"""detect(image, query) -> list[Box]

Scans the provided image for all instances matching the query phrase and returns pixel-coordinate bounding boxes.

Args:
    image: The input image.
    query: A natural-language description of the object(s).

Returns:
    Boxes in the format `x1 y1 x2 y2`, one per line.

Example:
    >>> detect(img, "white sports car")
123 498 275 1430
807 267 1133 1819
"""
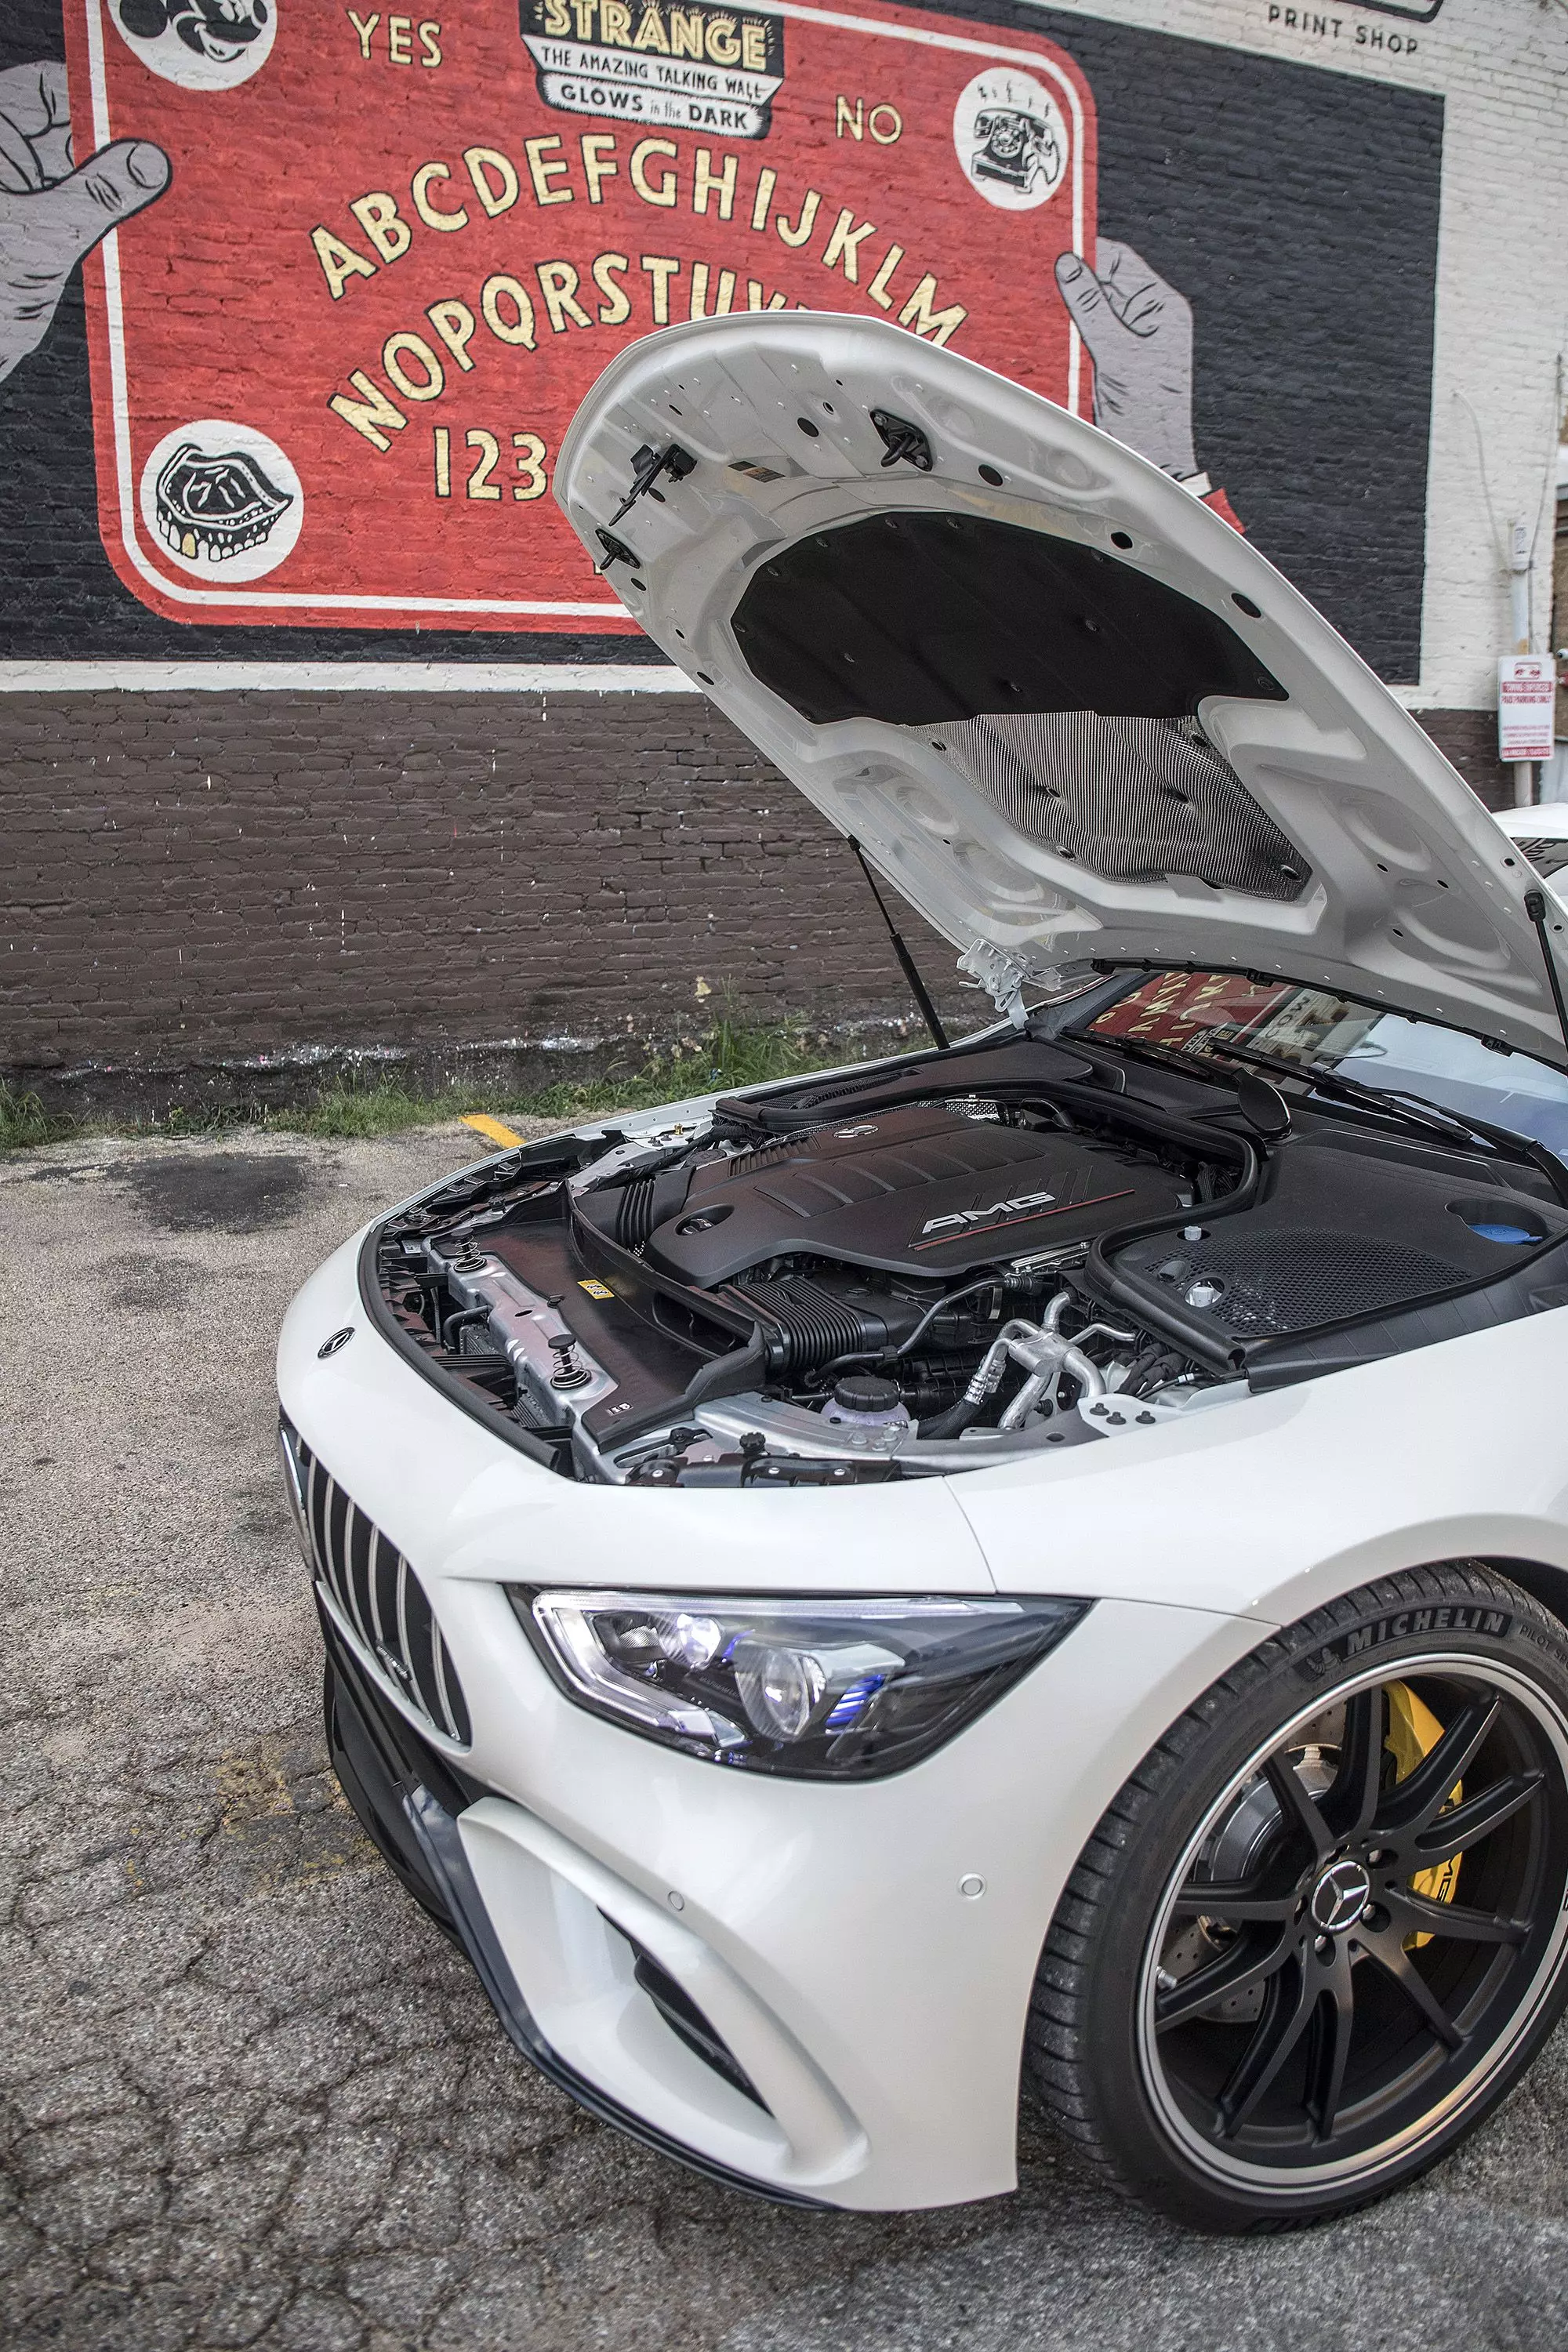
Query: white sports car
278 315 1568 2234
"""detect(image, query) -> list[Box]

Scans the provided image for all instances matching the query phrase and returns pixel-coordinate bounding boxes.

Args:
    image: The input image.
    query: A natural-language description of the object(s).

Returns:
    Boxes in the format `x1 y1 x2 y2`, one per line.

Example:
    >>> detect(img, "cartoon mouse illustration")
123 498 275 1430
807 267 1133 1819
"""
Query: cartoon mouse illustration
115 0 270 64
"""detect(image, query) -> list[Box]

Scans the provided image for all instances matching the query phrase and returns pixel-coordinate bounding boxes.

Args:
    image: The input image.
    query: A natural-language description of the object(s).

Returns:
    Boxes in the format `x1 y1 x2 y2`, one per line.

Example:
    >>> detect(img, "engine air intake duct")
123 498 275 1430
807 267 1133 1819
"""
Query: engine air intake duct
723 1273 902 1377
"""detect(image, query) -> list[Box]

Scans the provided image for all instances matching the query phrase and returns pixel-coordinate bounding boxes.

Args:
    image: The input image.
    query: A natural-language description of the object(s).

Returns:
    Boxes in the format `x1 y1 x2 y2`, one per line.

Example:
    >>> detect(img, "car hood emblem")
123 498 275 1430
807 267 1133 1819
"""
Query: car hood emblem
557 314 1560 1065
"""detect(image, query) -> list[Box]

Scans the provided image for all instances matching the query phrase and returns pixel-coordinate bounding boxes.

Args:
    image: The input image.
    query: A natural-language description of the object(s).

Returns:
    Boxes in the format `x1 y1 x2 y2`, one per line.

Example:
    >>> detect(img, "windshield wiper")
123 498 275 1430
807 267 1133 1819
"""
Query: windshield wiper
1209 1039 1568 1208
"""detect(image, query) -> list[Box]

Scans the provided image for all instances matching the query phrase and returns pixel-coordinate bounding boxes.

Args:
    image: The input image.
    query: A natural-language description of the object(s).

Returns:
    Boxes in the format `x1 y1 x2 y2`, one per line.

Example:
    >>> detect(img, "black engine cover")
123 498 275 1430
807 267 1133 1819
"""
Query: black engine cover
640 1102 1188 1283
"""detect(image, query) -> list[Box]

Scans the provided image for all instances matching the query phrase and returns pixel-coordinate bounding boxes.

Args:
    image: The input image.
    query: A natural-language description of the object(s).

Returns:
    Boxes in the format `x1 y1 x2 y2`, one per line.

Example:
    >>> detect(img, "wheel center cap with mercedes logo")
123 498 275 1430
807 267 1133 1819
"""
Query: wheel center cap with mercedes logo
1310 1858 1372 1934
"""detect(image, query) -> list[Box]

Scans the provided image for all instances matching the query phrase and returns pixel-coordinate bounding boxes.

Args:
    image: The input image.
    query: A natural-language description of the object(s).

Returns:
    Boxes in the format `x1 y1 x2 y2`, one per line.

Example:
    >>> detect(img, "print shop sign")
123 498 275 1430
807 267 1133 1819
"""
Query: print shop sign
64 0 1094 632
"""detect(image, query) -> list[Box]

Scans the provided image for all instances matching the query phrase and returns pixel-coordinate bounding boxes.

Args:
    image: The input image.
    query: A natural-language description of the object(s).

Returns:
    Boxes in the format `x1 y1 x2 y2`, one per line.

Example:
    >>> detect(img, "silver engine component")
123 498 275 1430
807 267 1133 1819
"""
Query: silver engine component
955 1292 1137 1431
430 1244 618 1427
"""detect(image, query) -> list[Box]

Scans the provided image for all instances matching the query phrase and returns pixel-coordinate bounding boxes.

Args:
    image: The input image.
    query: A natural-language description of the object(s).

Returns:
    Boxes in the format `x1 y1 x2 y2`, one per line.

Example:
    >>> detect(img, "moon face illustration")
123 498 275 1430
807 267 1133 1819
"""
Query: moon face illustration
140 420 303 580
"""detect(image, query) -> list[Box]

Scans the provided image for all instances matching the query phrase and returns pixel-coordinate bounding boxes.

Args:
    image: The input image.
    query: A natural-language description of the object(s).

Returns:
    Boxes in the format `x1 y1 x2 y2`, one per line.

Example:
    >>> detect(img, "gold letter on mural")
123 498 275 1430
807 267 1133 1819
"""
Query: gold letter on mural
311 225 378 299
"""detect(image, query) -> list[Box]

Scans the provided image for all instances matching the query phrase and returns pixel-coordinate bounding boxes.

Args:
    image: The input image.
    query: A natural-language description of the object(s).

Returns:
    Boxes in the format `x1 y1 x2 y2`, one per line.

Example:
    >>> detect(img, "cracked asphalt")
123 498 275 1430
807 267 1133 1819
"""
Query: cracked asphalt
5 1127 1568 2352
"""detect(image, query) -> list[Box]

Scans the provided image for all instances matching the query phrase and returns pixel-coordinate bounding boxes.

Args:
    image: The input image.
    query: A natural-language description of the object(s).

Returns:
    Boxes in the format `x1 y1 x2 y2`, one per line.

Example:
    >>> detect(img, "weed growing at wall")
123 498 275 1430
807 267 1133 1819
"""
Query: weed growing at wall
0 1084 72 1151
281 1018 855 1138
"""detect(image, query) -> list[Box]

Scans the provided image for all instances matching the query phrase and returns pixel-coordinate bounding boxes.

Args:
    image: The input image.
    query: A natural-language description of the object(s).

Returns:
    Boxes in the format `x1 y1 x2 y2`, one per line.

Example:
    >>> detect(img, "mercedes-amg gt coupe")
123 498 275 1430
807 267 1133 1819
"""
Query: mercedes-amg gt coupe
278 314 1568 2231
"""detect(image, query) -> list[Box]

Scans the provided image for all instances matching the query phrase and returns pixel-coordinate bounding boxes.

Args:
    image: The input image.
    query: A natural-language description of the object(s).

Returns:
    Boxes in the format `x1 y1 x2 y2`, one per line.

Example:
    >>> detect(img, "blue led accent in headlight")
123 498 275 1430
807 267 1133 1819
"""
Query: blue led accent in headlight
826 1673 887 1730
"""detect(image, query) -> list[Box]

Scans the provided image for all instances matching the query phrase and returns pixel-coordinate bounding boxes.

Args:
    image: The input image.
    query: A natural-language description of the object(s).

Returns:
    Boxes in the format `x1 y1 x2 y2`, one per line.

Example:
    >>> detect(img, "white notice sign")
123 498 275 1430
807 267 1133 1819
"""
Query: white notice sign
1499 655 1558 761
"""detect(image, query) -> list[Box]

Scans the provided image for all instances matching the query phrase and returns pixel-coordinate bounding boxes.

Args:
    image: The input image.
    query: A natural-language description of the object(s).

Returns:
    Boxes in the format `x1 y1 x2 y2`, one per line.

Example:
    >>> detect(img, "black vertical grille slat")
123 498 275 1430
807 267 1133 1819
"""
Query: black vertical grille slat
347 1504 377 1644
399 1573 448 1737
437 1629 470 1745
372 1529 401 1657
288 1431 470 1750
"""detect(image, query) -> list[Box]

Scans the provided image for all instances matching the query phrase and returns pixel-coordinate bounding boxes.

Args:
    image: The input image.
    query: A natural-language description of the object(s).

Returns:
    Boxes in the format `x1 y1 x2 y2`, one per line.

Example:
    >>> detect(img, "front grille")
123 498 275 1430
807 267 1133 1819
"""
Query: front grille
286 1426 471 1748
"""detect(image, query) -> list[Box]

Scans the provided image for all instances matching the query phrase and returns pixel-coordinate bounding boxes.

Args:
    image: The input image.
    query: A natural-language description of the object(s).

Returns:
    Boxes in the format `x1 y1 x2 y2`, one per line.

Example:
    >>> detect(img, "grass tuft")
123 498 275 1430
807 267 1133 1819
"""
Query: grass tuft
0 1082 74 1151
283 1078 456 1141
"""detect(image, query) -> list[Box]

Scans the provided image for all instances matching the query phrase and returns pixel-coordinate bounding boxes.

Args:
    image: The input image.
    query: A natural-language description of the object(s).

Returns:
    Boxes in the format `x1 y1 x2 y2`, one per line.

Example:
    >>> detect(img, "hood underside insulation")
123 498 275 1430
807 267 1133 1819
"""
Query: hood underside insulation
728 511 1287 726
923 710 1312 902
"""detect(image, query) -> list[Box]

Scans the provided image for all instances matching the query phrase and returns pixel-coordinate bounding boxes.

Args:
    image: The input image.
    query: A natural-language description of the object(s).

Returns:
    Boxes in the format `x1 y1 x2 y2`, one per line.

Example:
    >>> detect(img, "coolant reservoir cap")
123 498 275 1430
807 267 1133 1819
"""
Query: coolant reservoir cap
832 1373 902 1414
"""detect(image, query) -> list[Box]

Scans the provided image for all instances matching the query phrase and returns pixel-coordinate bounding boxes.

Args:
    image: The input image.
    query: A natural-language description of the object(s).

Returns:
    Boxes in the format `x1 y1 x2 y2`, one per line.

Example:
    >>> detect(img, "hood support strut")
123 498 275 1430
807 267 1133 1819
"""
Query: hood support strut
1524 890 1568 1069
848 837 949 1051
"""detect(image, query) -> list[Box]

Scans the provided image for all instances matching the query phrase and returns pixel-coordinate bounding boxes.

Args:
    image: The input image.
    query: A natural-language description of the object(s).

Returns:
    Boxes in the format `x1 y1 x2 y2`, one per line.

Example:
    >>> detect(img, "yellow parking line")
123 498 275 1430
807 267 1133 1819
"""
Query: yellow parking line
461 1112 526 1148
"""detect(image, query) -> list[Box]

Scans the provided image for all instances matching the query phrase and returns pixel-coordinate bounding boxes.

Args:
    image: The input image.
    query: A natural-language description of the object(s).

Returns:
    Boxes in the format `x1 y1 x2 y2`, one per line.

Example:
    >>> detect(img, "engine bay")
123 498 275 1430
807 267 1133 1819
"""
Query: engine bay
362 1015 1568 1487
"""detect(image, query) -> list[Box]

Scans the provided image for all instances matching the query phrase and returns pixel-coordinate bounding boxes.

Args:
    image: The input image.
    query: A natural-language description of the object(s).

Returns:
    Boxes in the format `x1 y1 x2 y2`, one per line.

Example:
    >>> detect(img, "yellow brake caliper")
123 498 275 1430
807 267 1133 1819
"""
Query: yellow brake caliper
1385 1682 1461 1946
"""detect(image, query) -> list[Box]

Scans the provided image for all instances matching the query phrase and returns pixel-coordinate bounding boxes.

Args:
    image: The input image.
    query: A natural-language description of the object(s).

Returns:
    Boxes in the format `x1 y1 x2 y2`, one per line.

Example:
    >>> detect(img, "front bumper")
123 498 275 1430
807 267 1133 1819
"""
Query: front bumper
282 1227 1255 2210
320 1606 829 2207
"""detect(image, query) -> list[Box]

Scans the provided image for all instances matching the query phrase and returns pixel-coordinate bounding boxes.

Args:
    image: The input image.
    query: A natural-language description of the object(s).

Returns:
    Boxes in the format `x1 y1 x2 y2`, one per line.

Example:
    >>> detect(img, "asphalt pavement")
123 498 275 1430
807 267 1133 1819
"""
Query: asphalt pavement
4 1127 1568 2352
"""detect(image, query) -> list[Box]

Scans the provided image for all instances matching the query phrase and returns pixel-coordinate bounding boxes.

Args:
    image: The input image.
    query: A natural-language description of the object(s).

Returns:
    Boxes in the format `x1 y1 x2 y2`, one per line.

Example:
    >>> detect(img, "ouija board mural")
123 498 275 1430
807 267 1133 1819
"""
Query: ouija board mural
0 0 1443 672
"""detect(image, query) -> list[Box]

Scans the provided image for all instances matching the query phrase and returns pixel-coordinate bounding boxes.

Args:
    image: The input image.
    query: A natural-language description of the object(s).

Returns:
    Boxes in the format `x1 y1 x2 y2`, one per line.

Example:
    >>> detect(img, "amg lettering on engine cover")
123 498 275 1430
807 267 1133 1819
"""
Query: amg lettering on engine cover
920 1190 1056 1238
915 1185 1136 1250
615 1101 1180 1285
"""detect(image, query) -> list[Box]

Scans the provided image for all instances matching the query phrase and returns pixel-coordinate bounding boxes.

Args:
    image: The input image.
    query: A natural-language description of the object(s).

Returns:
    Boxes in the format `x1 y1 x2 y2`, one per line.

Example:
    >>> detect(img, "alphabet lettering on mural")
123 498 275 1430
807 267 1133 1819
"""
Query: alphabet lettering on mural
310 136 971 385
3 0 1445 668
590 249 633 319
58 5 1142 626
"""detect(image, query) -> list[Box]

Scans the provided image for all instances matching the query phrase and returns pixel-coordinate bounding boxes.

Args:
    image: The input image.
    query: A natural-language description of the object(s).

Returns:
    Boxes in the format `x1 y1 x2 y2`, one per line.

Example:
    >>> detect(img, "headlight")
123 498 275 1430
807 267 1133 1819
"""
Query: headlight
512 1589 1088 1779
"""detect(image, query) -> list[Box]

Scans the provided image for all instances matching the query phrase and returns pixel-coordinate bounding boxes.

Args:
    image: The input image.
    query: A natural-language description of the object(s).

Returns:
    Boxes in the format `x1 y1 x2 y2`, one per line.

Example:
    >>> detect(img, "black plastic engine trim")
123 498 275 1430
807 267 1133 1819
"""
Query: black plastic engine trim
1093 1141 1568 1380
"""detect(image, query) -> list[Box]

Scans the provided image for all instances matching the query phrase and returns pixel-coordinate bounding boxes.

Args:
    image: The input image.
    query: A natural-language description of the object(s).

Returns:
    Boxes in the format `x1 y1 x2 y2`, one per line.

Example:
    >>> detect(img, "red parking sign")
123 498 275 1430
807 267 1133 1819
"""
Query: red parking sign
66 0 1096 632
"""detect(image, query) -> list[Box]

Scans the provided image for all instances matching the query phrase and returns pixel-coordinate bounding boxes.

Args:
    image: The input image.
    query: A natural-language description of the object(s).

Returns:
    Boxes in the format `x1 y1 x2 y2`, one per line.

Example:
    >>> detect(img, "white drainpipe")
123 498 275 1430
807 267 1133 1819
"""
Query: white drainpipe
1510 517 1536 808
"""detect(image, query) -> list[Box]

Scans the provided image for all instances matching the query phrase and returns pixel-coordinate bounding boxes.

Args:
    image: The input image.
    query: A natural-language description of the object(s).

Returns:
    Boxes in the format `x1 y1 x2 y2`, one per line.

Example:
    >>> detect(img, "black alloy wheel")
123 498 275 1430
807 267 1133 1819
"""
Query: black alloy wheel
1028 1564 1568 2230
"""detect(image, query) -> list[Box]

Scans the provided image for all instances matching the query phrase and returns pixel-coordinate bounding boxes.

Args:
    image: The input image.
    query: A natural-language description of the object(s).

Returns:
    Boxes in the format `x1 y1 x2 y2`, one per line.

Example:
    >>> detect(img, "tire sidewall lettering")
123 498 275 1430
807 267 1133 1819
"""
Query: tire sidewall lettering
1302 1602 1519 1681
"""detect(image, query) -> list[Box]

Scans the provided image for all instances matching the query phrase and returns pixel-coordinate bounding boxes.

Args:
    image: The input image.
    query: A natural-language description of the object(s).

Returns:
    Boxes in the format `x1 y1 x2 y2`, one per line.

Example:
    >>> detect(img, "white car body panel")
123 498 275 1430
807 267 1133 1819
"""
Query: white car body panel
956 1303 1568 1621
283 1238 1258 2208
279 1181 1568 2207
556 313 1565 1065
1498 804 1568 911
281 1232 996 1605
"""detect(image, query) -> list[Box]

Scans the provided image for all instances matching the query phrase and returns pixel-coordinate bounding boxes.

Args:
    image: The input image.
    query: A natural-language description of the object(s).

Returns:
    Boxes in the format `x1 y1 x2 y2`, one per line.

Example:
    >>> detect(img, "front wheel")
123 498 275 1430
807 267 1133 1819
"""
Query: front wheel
1028 1563 1568 2230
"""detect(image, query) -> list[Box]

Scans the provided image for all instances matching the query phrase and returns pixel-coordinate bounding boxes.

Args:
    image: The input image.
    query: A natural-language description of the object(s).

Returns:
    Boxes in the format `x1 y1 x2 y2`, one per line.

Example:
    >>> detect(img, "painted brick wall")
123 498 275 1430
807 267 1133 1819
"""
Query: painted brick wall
1 689 1503 1091
2 0 1563 1098
2 688 969 1087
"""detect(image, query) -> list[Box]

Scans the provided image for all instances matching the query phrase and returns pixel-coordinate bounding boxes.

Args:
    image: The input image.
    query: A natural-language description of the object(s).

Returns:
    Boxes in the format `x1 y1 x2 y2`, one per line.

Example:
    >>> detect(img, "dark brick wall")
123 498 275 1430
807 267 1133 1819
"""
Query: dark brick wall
1417 708 1516 813
2 689 965 1090
2 690 1515 1101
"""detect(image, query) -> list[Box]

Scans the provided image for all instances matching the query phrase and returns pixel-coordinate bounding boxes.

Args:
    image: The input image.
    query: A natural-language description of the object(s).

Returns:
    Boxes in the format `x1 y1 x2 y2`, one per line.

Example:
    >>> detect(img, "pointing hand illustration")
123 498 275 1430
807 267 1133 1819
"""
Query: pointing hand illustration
0 61 169 386
1054 238 1199 482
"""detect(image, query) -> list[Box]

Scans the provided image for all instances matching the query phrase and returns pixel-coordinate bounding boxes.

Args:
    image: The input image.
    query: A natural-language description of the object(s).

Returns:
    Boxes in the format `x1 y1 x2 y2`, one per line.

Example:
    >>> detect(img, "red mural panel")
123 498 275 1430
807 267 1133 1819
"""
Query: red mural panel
64 0 1096 632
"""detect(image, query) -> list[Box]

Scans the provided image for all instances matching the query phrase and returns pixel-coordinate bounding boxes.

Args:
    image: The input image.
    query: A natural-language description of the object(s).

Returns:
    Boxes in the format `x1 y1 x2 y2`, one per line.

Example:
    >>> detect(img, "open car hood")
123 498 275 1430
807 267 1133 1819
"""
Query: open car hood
556 314 1563 1063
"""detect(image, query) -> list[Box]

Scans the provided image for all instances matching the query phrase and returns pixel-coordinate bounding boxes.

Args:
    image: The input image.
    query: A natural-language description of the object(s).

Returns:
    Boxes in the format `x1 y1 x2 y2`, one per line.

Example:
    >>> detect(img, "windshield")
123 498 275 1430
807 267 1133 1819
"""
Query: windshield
1080 970 1568 1154
1510 836 1568 880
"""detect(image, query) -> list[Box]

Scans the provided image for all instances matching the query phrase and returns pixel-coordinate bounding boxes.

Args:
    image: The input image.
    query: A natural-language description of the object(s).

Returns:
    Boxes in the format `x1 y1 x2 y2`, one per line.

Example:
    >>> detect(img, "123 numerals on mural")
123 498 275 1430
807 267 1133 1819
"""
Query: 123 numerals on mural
433 428 549 502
